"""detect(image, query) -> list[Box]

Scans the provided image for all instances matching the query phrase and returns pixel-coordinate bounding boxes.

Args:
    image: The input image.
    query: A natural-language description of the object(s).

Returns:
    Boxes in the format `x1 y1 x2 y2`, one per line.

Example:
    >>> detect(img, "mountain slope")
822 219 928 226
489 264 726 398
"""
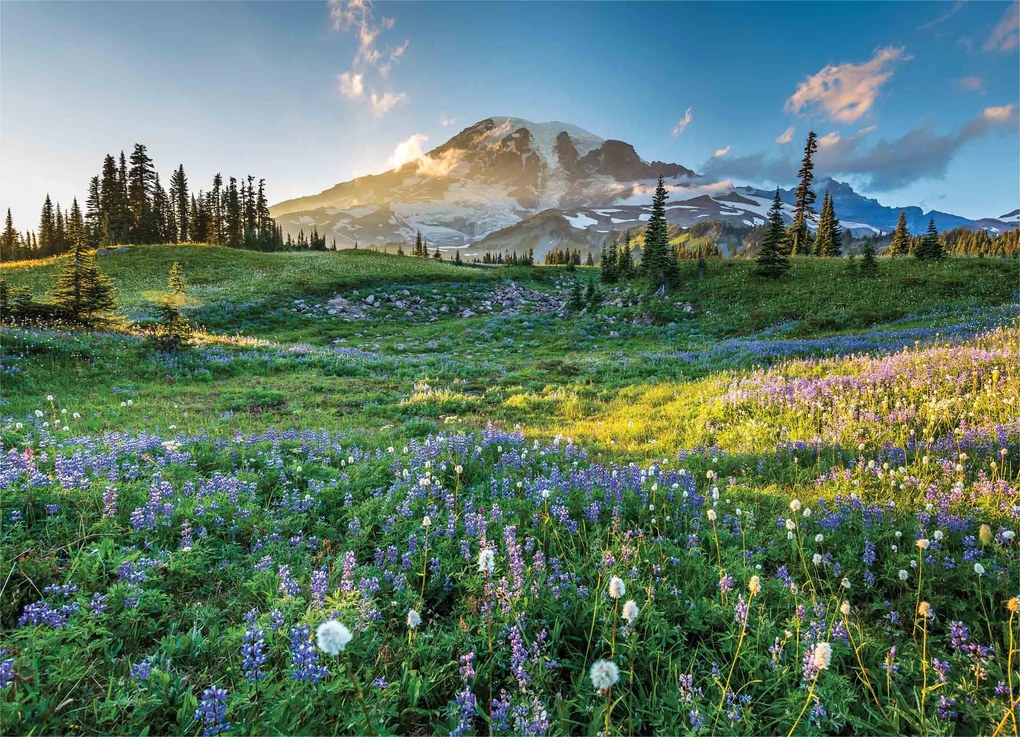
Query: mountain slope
271 116 1017 256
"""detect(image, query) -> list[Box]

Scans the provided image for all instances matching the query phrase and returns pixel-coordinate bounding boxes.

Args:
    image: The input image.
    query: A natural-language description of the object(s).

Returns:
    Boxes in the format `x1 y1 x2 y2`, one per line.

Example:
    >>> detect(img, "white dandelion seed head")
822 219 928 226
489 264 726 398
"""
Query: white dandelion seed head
1004 531 1016 541
840 577 851 589
812 642 832 670
478 548 495 575
815 534 824 543
898 569 909 581
422 516 431 528
589 659 620 692
707 509 717 522
812 553 822 566
974 563 985 576
785 519 796 531
622 600 640 623
916 538 929 550
933 530 944 541
608 577 626 599
789 499 801 513
407 609 421 629
316 620 352 655
748 575 761 595
840 600 850 616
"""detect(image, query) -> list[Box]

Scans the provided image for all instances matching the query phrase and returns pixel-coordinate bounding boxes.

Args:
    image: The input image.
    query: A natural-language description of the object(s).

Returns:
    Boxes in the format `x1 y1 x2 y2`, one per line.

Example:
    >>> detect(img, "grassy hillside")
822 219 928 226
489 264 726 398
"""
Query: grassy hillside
0 244 513 316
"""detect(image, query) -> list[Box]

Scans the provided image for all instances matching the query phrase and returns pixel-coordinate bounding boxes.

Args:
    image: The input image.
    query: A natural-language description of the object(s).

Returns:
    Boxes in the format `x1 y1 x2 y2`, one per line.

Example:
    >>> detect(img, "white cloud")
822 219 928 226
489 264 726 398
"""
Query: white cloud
957 76 985 94
776 126 795 144
702 106 1018 191
370 91 407 117
388 133 428 169
670 107 693 137
439 114 456 128
785 47 908 123
330 0 410 116
984 1 1019 52
337 71 365 99
712 145 732 158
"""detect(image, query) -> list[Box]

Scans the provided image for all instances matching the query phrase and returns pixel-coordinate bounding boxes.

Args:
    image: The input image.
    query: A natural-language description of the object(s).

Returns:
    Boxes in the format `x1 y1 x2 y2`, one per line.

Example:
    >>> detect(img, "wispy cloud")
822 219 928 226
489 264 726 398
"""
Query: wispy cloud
439 114 456 128
919 1 965 32
776 126 795 144
712 145 732 158
785 47 908 123
957 75 985 94
337 71 365 99
386 133 464 177
370 91 407 117
330 0 409 116
701 106 1018 191
983 1 1019 52
670 107 693 137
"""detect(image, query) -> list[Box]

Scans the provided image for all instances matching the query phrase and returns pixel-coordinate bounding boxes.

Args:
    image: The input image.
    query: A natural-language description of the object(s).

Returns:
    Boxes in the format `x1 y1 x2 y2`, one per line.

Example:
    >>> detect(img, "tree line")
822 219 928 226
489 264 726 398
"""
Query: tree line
0 143 296 261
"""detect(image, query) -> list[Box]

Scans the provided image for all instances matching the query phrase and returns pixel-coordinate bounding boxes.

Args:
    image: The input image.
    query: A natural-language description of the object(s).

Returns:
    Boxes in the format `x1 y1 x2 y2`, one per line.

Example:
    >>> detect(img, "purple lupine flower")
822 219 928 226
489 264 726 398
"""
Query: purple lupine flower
131 660 152 682
288 625 328 683
194 686 231 737
240 626 267 684
311 567 328 606
102 486 118 518
0 650 14 689
277 565 300 597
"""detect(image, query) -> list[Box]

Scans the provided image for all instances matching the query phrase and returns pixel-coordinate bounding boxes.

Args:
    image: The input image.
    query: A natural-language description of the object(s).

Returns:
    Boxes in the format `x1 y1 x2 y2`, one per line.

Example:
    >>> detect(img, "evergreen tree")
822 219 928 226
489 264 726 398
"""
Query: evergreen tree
151 262 192 351
225 177 241 247
641 176 675 289
413 230 424 257
1 209 17 261
859 238 878 277
914 218 944 260
789 131 818 255
84 176 102 248
128 143 157 243
211 174 224 245
169 165 189 242
889 211 910 256
50 202 118 326
99 154 123 245
755 189 791 278
38 195 56 256
813 191 843 257
567 279 584 311
617 237 635 279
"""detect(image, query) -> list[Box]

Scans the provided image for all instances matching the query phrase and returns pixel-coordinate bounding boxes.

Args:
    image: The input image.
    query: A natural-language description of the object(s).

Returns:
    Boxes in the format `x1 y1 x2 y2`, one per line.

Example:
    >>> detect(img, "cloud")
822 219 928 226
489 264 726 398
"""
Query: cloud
330 0 409 116
370 91 407 117
701 106 1018 191
785 47 908 123
957 75 985 94
776 126 795 144
670 107 693 137
712 145 732 158
919 1 965 32
984 1 1019 52
417 148 465 178
388 133 429 169
337 71 365 99
439 114 456 127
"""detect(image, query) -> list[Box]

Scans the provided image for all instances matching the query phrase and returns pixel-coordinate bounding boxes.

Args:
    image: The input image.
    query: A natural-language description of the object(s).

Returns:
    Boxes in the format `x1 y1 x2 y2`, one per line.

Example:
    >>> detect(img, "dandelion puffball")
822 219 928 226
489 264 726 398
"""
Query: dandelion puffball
589 659 620 692
973 563 985 576
811 642 832 671
608 576 626 599
621 600 640 623
916 538 929 550
407 609 422 629
748 575 761 595
789 499 801 512
898 569 909 581
316 620 352 655
478 549 495 575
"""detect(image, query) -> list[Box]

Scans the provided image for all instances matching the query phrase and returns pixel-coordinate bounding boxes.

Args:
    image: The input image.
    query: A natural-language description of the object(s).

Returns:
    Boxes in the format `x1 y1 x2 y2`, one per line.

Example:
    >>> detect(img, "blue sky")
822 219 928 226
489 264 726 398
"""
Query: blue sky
1 1 1018 226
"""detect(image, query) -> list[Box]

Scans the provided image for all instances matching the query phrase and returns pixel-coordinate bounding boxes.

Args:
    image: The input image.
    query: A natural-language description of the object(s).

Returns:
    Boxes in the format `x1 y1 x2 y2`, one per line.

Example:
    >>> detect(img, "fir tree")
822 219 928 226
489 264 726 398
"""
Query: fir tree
859 238 878 277
1 209 17 261
50 200 118 326
755 189 791 278
169 165 189 242
151 262 192 351
617 237 635 279
813 191 843 257
413 230 424 257
169 260 187 295
789 131 818 255
889 211 910 256
914 218 944 260
127 143 156 243
567 279 584 311
39 195 56 256
641 176 675 290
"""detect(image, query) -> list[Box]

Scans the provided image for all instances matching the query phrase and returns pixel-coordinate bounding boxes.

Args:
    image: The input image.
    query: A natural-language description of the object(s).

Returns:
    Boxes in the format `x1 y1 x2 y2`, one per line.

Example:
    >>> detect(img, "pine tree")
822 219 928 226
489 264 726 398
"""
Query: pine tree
642 176 675 290
585 252 594 267
169 165 189 242
38 195 56 256
789 131 819 255
914 218 944 260
755 189 791 278
150 262 192 351
617 236 635 279
413 230 424 257
1 209 17 262
128 143 156 243
600 242 619 283
813 192 843 257
889 211 910 256
567 279 584 311
84 176 102 248
51 201 118 326
859 238 878 277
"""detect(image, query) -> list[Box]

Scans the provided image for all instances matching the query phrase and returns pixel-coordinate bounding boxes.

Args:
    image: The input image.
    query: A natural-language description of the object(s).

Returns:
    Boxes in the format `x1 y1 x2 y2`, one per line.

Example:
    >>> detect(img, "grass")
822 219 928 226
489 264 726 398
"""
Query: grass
1 244 1019 735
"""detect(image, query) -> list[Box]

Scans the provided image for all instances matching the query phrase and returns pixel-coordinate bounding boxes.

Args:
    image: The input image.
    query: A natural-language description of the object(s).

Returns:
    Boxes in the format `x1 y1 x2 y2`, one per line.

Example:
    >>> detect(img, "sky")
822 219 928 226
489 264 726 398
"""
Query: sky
1 0 1018 227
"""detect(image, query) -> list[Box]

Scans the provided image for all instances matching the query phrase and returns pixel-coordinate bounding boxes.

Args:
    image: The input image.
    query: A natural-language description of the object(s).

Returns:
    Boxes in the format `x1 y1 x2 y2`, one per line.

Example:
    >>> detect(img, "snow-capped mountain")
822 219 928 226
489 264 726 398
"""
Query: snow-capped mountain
270 116 1017 258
